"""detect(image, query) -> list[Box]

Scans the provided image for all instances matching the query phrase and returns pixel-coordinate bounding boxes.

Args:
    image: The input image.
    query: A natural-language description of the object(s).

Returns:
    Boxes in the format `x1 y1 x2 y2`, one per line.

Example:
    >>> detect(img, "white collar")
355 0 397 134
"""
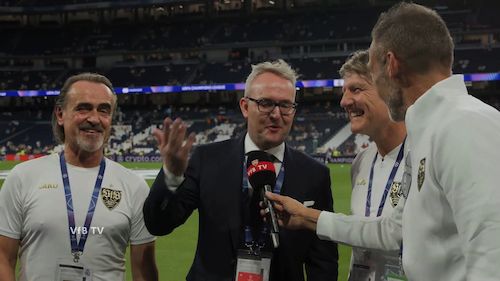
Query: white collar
407 74 465 120
244 133 285 163
378 142 404 162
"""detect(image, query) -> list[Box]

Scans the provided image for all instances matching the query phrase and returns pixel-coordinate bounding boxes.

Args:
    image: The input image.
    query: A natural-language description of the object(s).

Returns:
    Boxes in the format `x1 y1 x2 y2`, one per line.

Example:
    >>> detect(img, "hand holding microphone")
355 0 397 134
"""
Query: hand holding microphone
263 191 320 231
246 151 280 248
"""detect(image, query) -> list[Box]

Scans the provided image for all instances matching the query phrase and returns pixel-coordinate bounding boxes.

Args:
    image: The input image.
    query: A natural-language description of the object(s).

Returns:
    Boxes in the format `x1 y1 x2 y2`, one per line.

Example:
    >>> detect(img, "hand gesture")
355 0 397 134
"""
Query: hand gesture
153 117 196 176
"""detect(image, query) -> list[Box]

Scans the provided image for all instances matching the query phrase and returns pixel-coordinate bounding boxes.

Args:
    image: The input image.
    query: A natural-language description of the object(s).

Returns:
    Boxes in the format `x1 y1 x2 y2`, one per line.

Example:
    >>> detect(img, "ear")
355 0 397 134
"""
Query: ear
55 106 64 126
386 51 400 78
239 97 249 119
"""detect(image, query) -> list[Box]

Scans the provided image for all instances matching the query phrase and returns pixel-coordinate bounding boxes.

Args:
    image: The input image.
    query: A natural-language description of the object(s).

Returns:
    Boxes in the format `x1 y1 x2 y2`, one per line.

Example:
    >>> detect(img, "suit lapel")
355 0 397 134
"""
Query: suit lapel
224 137 245 254
281 145 294 195
281 146 309 202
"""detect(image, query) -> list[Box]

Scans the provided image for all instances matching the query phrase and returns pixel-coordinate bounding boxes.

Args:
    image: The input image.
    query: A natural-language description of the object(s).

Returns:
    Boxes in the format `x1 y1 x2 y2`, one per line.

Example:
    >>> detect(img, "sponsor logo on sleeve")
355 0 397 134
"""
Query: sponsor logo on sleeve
39 183 59 189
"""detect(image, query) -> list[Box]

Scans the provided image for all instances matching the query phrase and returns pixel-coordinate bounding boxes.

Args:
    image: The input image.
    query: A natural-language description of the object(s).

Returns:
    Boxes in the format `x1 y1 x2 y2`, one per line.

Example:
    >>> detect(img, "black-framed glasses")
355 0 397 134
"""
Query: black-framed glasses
245 97 298 115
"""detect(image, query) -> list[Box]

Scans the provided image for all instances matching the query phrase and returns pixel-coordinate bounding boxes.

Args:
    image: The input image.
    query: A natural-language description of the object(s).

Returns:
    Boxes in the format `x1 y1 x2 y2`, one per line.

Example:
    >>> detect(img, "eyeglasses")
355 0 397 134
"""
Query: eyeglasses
245 97 298 115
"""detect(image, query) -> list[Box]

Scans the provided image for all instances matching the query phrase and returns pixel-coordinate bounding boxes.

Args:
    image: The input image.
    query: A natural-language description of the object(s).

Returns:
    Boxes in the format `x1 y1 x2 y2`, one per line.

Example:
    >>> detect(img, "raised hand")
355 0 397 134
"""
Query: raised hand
153 117 196 176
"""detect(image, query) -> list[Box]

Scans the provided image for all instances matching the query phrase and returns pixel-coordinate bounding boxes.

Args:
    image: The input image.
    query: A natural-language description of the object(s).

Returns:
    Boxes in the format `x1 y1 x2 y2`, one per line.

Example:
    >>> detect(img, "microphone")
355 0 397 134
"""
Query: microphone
246 151 280 248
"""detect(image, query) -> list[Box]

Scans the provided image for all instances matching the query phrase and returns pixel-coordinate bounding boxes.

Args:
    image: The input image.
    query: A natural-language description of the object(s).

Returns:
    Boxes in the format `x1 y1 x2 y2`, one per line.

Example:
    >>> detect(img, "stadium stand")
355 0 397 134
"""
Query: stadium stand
1 0 499 162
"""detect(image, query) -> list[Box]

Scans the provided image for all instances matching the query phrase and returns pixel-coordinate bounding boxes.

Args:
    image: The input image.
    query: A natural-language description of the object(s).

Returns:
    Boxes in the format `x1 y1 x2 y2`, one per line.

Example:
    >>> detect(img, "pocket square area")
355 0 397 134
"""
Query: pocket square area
303 200 315 207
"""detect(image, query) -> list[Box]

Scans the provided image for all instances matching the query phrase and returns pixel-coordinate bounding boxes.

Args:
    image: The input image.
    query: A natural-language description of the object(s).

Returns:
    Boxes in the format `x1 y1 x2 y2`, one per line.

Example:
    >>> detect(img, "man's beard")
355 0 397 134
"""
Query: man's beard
76 134 105 153
76 123 107 153
376 72 406 122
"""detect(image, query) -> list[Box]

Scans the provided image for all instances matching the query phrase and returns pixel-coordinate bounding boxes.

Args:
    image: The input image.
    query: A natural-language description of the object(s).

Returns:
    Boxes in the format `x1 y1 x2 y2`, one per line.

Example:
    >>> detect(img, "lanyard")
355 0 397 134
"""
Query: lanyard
59 152 106 263
365 140 405 217
242 158 285 253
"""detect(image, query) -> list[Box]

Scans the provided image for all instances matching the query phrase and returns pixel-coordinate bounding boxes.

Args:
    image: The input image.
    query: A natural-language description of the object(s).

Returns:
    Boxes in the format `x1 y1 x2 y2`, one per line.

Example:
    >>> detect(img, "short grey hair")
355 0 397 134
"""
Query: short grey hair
52 72 117 144
371 2 454 74
244 59 298 97
339 50 371 81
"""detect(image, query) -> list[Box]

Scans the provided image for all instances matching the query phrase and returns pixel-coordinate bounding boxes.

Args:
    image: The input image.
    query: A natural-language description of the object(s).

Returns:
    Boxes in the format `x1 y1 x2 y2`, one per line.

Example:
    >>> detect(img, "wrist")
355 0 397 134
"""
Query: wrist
301 207 321 231
304 208 320 222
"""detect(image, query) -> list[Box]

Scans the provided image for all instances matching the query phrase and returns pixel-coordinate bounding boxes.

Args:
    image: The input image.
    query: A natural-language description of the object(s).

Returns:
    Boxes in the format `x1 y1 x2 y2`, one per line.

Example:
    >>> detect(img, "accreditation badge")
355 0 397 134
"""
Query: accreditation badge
235 250 271 281
381 253 407 281
387 274 407 281
55 259 93 281
349 264 373 281
350 248 407 281
349 248 374 281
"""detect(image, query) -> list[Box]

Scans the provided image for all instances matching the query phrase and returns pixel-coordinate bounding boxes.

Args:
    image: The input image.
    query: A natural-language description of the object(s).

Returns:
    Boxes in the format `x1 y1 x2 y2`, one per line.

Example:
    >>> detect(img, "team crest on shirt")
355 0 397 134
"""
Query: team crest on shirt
355 178 367 186
101 187 122 210
389 181 403 207
401 153 412 199
417 158 426 191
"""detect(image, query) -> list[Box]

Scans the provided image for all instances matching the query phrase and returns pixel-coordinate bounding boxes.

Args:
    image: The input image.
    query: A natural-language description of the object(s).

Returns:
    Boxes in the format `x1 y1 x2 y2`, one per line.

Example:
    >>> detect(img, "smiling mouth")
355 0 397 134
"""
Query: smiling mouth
349 109 364 118
80 128 103 134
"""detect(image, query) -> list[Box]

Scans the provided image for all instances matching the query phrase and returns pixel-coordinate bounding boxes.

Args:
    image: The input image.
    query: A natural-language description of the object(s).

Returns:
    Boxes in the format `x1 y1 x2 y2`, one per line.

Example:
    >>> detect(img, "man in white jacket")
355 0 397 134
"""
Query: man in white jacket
265 2 500 281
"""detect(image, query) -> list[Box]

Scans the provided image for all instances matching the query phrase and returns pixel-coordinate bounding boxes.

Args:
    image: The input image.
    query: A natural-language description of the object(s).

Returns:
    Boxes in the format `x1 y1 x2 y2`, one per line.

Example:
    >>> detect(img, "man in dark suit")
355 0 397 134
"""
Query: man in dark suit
143 59 338 281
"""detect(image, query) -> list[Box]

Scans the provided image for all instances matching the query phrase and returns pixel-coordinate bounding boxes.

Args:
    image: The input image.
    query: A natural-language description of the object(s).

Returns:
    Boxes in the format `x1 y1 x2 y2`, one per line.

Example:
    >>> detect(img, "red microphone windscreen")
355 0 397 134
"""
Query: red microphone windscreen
246 151 276 189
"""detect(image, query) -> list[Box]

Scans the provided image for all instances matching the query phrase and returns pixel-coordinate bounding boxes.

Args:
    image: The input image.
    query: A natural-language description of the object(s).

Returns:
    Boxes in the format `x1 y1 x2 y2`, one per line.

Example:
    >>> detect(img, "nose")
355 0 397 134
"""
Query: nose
269 105 282 119
340 91 353 109
86 109 100 124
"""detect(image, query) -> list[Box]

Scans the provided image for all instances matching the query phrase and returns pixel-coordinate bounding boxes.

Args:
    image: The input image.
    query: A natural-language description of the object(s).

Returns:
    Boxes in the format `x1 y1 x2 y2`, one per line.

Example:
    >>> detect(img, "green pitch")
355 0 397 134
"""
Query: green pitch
124 163 353 281
0 161 20 170
0 161 352 281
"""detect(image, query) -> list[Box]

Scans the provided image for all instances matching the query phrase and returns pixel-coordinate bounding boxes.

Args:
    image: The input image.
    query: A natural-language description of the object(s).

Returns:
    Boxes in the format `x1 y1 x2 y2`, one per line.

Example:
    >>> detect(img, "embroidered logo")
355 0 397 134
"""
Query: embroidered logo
38 183 58 189
355 178 367 186
401 152 412 199
389 181 403 207
417 158 426 191
101 187 122 210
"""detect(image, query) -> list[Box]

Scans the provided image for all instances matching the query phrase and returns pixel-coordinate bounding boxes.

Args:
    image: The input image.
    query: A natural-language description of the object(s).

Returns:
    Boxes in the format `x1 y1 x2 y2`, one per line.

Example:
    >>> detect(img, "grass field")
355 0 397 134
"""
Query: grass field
0 161 352 281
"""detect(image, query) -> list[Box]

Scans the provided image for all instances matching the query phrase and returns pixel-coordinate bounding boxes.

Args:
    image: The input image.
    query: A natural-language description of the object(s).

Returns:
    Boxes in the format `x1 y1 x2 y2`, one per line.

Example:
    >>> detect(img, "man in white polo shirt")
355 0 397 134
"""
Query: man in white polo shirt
339 50 407 280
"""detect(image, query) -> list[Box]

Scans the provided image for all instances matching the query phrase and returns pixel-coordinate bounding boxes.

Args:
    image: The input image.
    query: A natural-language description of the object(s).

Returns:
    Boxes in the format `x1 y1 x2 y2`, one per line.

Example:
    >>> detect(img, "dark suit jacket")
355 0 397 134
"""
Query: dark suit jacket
143 136 338 281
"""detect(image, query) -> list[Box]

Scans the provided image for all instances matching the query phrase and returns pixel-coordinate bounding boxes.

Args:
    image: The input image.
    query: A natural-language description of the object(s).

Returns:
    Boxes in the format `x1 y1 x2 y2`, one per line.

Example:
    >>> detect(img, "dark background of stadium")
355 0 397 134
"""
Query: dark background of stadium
1 0 499 159
0 1 499 280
